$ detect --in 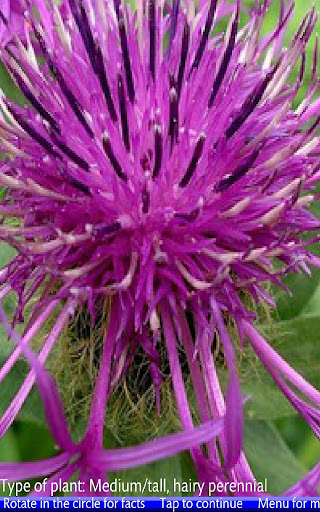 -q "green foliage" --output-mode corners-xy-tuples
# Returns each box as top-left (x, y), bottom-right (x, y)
(237, 315), (320, 420)
(244, 420), (307, 495)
